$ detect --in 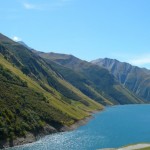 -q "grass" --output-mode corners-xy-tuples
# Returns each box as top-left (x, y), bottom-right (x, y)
(38, 52), (144, 105)
(140, 147), (150, 150)
(0, 51), (102, 145)
(0, 33), (144, 147)
(0, 54), (97, 120)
